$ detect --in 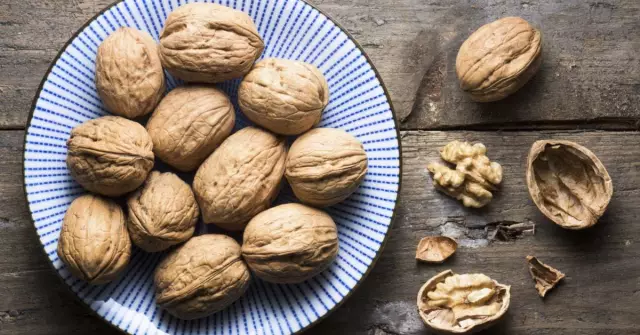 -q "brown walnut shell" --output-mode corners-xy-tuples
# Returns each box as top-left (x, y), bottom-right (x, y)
(57, 194), (131, 285)
(66, 116), (154, 197)
(238, 58), (329, 135)
(154, 234), (250, 320)
(526, 256), (565, 298)
(285, 128), (368, 207)
(416, 236), (457, 263)
(127, 171), (199, 252)
(193, 127), (286, 231)
(526, 140), (613, 230)
(146, 86), (235, 172)
(242, 203), (339, 283)
(456, 17), (542, 102)
(95, 27), (165, 119)
(159, 3), (264, 83)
